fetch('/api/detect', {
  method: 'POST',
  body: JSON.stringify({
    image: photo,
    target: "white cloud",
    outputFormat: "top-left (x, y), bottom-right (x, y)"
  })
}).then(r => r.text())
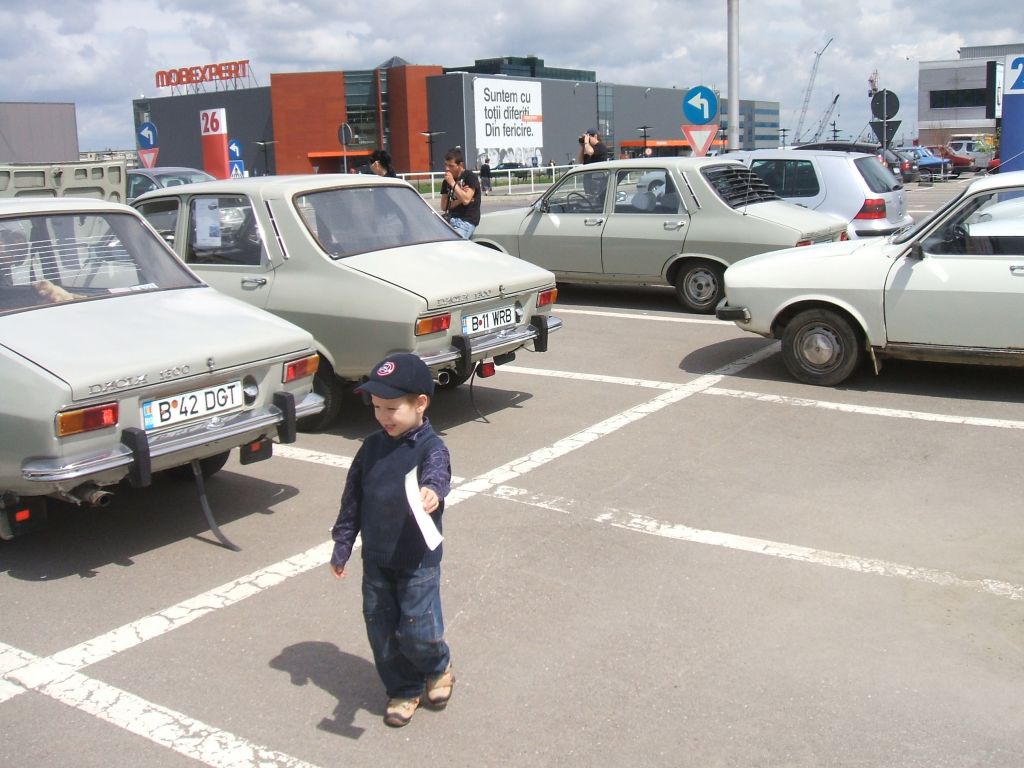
top-left (0, 0), bottom-right (1015, 150)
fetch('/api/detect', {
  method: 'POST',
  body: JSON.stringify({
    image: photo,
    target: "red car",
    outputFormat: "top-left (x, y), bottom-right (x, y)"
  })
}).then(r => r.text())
top-left (927, 145), bottom-right (972, 170)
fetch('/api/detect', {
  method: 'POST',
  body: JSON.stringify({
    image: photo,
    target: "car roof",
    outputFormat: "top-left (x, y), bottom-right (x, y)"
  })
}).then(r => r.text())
top-left (572, 157), bottom-right (743, 171)
top-left (129, 166), bottom-right (212, 177)
top-left (730, 149), bottom-right (876, 161)
top-left (0, 197), bottom-right (135, 215)
top-left (133, 173), bottom-right (413, 203)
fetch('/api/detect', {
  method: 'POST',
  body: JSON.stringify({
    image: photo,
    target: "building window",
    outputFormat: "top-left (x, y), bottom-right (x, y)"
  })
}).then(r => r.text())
top-left (930, 88), bottom-right (986, 110)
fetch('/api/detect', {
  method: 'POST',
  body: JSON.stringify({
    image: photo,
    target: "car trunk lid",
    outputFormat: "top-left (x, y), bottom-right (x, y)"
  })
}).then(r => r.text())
top-left (0, 287), bottom-right (310, 401)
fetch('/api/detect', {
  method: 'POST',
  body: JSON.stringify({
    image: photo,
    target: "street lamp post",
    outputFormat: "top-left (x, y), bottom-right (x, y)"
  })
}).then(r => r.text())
top-left (636, 125), bottom-right (652, 157)
top-left (419, 130), bottom-right (445, 172)
top-left (254, 140), bottom-right (277, 175)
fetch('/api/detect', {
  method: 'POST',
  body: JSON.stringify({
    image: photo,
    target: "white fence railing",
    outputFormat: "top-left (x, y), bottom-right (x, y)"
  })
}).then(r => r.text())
top-left (399, 164), bottom-right (572, 198)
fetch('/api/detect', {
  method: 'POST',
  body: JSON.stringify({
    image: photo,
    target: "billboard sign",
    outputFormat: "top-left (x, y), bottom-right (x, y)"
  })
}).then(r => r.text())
top-left (474, 78), bottom-right (544, 168)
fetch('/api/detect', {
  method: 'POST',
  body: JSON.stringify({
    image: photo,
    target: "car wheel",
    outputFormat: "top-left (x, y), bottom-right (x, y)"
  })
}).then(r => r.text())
top-left (674, 260), bottom-right (724, 314)
top-left (781, 308), bottom-right (862, 386)
top-left (166, 451), bottom-right (230, 481)
top-left (298, 360), bottom-right (343, 432)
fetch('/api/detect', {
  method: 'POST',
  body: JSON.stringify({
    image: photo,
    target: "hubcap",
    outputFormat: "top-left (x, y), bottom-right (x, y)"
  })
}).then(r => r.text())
top-left (800, 326), bottom-right (841, 368)
top-left (685, 269), bottom-right (718, 305)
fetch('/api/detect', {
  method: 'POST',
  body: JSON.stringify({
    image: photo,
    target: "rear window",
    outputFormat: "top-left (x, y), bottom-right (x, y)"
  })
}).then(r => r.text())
top-left (295, 185), bottom-right (459, 258)
top-left (702, 164), bottom-right (779, 208)
top-left (854, 156), bottom-right (899, 194)
top-left (0, 211), bottom-right (200, 315)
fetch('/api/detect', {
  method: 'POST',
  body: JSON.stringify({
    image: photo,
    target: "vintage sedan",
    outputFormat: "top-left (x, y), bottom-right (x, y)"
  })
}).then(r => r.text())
top-left (716, 171), bottom-right (1024, 386)
top-left (134, 175), bottom-right (561, 429)
top-left (471, 158), bottom-right (848, 313)
top-left (0, 197), bottom-right (322, 538)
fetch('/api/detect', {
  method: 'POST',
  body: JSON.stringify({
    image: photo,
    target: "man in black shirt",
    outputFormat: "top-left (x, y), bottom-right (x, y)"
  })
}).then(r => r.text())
top-left (440, 148), bottom-right (481, 239)
top-left (579, 129), bottom-right (608, 164)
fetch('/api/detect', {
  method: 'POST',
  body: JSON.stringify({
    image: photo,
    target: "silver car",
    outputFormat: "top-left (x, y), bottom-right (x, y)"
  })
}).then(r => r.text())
top-left (134, 175), bottom-right (562, 429)
top-left (730, 149), bottom-right (914, 239)
top-left (471, 158), bottom-right (848, 313)
top-left (0, 198), bottom-right (322, 538)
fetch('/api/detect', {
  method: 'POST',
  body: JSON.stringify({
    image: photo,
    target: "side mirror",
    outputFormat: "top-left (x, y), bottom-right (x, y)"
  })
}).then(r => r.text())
top-left (535, 199), bottom-right (550, 214)
top-left (909, 242), bottom-right (925, 260)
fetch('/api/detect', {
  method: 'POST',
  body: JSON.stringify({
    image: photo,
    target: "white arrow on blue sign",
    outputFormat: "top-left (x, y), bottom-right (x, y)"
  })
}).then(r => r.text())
top-left (228, 139), bottom-right (242, 160)
top-left (683, 86), bottom-right (718, 126)
top-left (137, 122), bottom-right (158, 149)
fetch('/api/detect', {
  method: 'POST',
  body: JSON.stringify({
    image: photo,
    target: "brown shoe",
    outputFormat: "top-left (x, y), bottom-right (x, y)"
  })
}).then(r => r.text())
top-left (425, 663), bottom-right (455, 709)
top-left (384, 697), bottom-right (419, 727)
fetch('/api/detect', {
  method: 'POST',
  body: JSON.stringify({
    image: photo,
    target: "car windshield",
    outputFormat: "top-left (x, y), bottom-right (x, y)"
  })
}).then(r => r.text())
top-left (701, 164), bottom-right (779, 208)
top-left (0, 211), bottom-right (200, 315)
top-left (294, 185), bottom-right (459, 258)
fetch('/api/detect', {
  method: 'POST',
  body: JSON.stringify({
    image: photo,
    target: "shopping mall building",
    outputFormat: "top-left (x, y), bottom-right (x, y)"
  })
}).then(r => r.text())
top-left (131, 55), bottom-right (782, 177)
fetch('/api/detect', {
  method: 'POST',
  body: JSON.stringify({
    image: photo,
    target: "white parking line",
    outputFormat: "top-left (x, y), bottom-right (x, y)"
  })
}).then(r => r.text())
top-left (488, 486), bottom-right (1024, 602)
top-left (1, 641), bottom-right (316, 768)
top-left (558, 307), bottom-right (732, 325)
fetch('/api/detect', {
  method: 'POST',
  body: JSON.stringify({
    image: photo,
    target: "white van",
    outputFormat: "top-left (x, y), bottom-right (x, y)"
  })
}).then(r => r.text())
top-left (947, 135), bottom-right (994, 171)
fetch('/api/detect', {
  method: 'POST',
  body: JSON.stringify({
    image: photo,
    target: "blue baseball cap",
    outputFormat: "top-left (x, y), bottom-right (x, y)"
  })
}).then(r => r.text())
top-left (356, 353), bottom-right (434, 399)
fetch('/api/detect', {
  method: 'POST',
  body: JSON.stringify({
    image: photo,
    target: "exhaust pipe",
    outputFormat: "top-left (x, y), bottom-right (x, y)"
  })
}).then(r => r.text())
top-left (77, 485), bottom-right (115, 508)
top-left (435, 370), bottom-right (452, 386)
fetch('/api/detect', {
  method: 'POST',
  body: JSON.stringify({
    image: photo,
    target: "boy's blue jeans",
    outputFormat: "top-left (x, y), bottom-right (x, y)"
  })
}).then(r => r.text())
top-left (362, 562), bottom-right (451, 699)
top-left (448, 217), bottom-right (476, 239)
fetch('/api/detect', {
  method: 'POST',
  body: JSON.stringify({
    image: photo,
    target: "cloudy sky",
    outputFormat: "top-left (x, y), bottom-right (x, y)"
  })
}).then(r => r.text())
top-left (2, 0), bottom-right (1017, 152)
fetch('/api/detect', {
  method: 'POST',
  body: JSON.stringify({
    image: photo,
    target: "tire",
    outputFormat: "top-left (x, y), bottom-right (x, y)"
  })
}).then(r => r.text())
top-left (298, 361), bottom-right (343, 432)
top-left (166, 451), bottom-right (230, 481)
top-left (674, 260), bottom-right (724, 314)
top-left (781, 308), bottom-right (862, 386)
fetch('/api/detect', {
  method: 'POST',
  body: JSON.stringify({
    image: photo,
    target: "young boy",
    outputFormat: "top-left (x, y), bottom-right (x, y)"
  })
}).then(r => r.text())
top-left (329, 353), bottom-right (454, 727)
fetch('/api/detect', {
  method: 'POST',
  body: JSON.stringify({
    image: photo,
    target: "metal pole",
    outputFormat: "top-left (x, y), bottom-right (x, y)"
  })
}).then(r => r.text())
top-left (727, 0), bottom-right (740, 151)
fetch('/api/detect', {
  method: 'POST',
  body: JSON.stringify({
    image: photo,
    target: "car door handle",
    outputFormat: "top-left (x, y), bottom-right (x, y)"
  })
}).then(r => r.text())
top-left (241, 277), bottom-right (268, 287)
top-left (583, 217), bottom-right (605, 226)
top-left (663, 220), bottom-right (687, 231)
top-left (1010, 265), bottom-right (1024, 274)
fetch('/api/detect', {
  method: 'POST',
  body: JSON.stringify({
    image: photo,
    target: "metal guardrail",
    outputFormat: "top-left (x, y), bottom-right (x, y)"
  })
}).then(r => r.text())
top-left (400, 165), bottom-right (571, 198)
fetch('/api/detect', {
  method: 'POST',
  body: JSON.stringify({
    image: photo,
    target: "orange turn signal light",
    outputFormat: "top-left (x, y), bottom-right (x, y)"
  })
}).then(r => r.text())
top-left (537, 288), bottom-right (558, 307)
top-left (416, 314), bottom-right (452, 336)
top-left (56, 403), bottom-right (118, 437)
top-left (283, 353), bottom-right (320, 383)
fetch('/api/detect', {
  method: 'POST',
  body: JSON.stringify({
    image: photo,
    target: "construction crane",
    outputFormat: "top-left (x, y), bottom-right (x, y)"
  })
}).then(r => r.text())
top-left (808, 94), bottom-right (840, 142)
top-left (793, 37), bottom-right (833, 144)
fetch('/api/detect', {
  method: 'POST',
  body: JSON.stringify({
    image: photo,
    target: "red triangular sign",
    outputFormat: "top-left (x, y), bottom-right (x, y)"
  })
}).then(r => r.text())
top-left (681, 125), bottom-right (717, 157)
top-left (138, 148), bottom-right (159, 168)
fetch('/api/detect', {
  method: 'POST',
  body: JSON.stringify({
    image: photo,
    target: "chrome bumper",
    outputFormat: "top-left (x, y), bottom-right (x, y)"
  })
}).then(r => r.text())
top-left (21, 390), bottom-right (324, 486)
top-left (419, 314), bottom-right (563, 372)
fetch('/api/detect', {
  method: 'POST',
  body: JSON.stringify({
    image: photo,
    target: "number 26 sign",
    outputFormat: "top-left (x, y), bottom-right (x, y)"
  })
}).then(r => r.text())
top-left (200, 108), bottom-right (227, 135)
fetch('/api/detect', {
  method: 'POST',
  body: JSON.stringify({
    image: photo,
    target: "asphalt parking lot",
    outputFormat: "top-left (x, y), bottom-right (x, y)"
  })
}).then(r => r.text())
top-left (3, 174), bottom-right (1023, 767)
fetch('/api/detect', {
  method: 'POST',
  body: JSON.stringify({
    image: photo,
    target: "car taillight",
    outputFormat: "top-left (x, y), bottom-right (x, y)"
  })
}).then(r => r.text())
top-left (537, 288), bottom-right (558, 307)
top-left (796, 239), bottom-right (812, 247)
top-left (416, 313), bottom-right (452, 336)
top-left (283, 353), bottom-right (320, 383)
top-left (854, 199), bottom-right (887, 220)
top-left (56, 403), bottom-right (118, 437)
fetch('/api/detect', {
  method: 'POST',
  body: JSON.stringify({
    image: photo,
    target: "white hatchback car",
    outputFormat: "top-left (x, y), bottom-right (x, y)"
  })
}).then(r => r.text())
top-left (729, 149), bottom-right (913, 239)
top-left (716, 171), bottom-right (1024, 386)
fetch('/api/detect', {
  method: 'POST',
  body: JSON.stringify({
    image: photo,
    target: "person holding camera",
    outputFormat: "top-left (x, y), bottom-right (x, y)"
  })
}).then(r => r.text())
top-left (440, 147), bottom-right (481, 239)
top-left (578, 129), bottom-right (608, 165)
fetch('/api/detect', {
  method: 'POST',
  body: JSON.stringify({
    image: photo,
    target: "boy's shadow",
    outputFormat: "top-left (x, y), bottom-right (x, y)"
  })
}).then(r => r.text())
top-left (270, 641), bottom-right (382, 738)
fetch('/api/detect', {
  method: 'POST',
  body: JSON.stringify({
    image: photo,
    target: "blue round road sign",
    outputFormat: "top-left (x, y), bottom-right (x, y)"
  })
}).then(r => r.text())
top-left (683, 86), bottom-right (718, 126)
top-left (137, 122), bottom-right (158, 149)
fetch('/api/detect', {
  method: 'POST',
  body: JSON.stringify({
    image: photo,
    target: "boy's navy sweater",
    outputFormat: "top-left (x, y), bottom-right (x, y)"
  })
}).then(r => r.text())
top-left (331, 420), bottom-right (450, 570)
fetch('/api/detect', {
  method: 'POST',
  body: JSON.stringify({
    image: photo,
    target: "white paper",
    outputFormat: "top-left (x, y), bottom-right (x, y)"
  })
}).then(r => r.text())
top-left (404, 468), bottom-right (443, 550)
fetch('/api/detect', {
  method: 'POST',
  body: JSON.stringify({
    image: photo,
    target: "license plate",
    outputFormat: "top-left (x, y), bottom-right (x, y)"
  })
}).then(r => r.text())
top-left (141, 380), bottom-right (244, 431)
top-left (462, 304), bottom-right (516, 335)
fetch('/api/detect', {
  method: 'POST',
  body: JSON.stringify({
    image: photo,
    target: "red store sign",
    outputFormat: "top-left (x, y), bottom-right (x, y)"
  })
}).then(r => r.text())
top-left (155, 60), bottom-right (250, 88)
